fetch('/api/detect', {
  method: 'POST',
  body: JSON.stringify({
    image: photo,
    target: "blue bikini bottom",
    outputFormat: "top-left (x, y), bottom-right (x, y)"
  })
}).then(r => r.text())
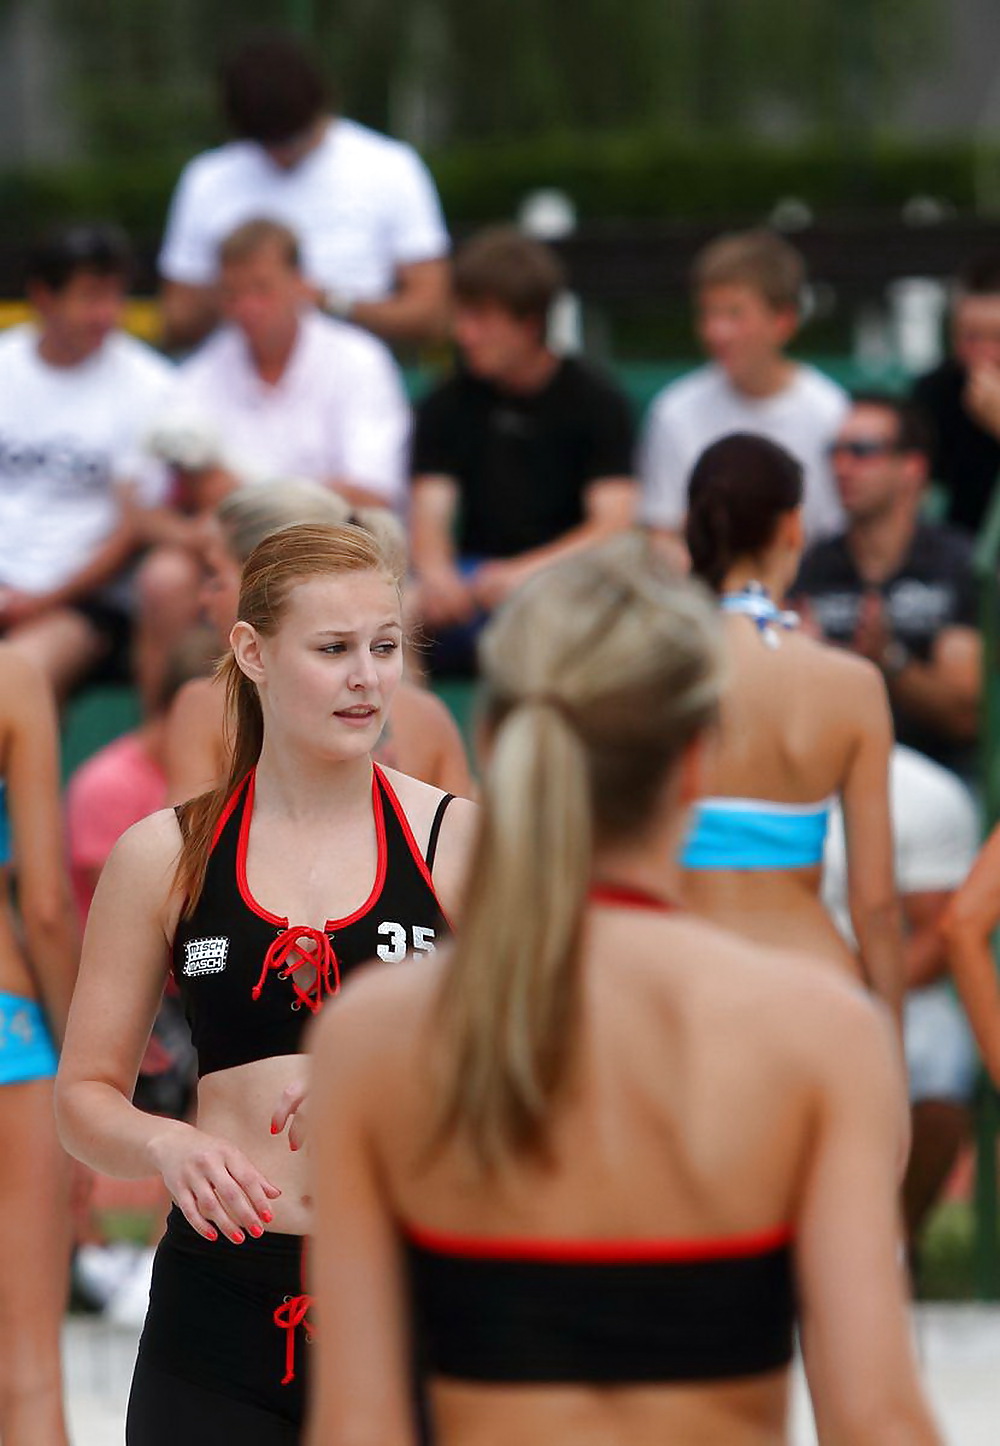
top-left (0, 993), bottom-right (57, 1085)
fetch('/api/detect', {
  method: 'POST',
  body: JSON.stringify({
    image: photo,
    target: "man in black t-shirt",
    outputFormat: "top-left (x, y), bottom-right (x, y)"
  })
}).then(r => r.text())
top-left (410, 227), bottom-right (636, 674)
top-left (912, 251), bottom-right (1000, 536)
top-left (794, 393), bottom-right (980, 776)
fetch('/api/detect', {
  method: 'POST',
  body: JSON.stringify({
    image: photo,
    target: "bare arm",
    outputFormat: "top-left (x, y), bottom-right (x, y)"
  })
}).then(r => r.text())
top-left (901, 890), bottom-right (954, 990)
top-left (163, 676), bottom-right (227, 805)
top-left (159, 281), bottom-right (218, 352)
top-left (886, 626), bottom-right (980, 743)
top-left (840, 666), bottom-right (905, 1023)
top-left (942, 824), bottom-right (1000, 1084)
top-left (797, 991), bottom-right (942, 1443)
top-left (409, 474), bottom-right (477, 627)
top-left (306, 990), bottom-right (420, 1446)
top-left (472, 478), bottom-right (638, 609)
top-left (346, 259), bottom-right (451, 347)
top-left (2, 650), bottom-right (79, 1038)
top-left (55, 812), bottom-right (280, 1239)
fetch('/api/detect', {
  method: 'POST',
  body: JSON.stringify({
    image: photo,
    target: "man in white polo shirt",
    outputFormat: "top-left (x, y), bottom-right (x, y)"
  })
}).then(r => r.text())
top-left (137, 216), bottom-right (411, 705)
top-left (0, 225), bottom-right (172, 698)
top-left (158, 31), bottom-right (450, 350)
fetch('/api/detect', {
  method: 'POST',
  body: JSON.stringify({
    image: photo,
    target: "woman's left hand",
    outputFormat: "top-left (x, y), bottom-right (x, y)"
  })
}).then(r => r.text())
top-left (270, 1081), bottom-right (308, 1151)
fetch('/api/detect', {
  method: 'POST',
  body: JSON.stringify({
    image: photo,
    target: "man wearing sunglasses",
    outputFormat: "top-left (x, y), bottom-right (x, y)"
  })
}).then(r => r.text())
top-left (794, 393), bottom-right (980, 780)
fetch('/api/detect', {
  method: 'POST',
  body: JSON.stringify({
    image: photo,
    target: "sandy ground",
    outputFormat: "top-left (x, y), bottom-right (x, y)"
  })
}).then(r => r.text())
top-left (66, 1304), bottom-right (999, 1444)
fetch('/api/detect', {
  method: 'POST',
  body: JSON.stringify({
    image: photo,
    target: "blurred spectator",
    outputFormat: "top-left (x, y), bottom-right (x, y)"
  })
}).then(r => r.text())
top-left (158, 31), bottom-right (450, 349)
top-left (640, 229), bottom-right (847, 551)
top-left (912, 251), bottom-right (1000, 537)
top-left (410, 226), bottom-right (636, 676)
top-left (0, 225), bottom-right (173, 700)
top-left (65, 632), bottom-right (215, 920)
top-left (136, 217), bottom-right (410, 710)
top-left (794, 393), bottom-right (980, 778)
top-left (823, 744), bottom-right (979, 1269)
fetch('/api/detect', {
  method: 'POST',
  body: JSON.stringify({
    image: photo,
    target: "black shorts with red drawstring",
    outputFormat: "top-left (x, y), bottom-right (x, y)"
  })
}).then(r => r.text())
top-left (126, 1207), bottom-right (312, 1445)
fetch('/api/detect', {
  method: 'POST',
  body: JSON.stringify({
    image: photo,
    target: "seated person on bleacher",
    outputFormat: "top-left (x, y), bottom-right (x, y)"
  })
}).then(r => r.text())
top-left (0, 225), bottom-right (173, 700)
top-left (135, 214), bottom-right (410, 712)
top-left (794, 393), bottom-right (981, 781)
top-left (409, 226), bottom-right (637, 676)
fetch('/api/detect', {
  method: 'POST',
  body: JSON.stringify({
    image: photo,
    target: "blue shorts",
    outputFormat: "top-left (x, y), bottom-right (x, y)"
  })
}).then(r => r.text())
top-left (0, 992), bottom-right (57, 1085)
top-left (904, 983), bottom-right (977, 1106)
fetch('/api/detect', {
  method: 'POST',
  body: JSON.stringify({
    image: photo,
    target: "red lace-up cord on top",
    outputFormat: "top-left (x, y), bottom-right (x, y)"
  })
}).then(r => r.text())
top-left (252, 926), bottom-right (340, 1014)
top-left (274, 1290), bottom-right (315, 1385)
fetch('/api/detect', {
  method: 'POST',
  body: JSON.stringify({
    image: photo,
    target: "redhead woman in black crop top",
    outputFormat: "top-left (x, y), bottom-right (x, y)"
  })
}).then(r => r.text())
top-left (55, 524), bottom-right (476, 1446)
top-left (306, 534), bottom-right (940, 1446)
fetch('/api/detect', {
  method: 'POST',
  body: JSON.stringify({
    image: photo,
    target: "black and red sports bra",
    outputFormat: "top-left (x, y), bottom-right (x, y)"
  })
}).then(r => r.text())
top-left (172, 765), bottom-right (452, 1078)
top-left (403, 880), bottom-right (796, 1386)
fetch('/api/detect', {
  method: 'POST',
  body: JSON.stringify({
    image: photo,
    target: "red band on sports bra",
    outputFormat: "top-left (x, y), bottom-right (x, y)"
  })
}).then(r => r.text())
top-left (252, 926), bottom-right (340, 1014)
top-left (589, 881), bottom-right (678, 913)
top-left (403, 1220), bottom-right (793, 1265)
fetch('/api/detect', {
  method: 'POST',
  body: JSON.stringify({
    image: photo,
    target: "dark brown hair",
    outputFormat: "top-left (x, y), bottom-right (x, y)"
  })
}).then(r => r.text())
top-left (220, 33), bottom-right (328, 145)
top-left (218, 218), bottom-right (300, 271)
top-left (453, 226), bottom-right (566, 324)
top-left (685, 433), bottom-right (804, 593)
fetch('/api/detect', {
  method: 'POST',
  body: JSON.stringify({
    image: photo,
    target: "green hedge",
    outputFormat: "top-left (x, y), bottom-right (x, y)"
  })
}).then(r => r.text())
top-left (0, 136), bottom-right (997, 248)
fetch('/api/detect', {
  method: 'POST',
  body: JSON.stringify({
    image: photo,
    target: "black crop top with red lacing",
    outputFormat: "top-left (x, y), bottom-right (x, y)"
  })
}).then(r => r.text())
top-left (172, 765), bottom-right (452, 1079)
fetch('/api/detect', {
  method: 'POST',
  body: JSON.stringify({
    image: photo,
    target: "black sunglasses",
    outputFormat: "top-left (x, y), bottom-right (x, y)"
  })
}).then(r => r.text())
top-left (827, 438), bottom-right (900, 461)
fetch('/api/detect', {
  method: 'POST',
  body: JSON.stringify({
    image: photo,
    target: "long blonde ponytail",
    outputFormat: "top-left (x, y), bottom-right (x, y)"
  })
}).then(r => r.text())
top-left (434, 533), bottom-right (723, 1172)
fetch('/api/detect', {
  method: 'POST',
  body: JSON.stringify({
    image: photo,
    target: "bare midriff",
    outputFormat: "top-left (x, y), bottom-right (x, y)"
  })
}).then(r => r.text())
top-left (0, 873), bottom-right (40, 999)
top-left (196, 1053), bottom-right (313, 1235)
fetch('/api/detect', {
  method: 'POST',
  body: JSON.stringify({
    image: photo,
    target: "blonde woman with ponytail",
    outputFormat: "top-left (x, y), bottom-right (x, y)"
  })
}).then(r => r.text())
top-left (164, 480), bottom-right (473, 801)
top-left (55, 524), bottom-right (476, 1445)
top-left (307, 533), bottom-right (940, 1446)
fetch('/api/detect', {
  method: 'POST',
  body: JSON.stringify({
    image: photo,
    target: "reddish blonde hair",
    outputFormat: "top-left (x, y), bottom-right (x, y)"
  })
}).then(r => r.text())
top-left (174, 523), bottom-right (399, 913)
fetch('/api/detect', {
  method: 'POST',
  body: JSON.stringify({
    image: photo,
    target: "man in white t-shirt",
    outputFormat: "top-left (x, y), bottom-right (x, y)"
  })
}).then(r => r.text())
top-left (640, 229), bottom-right (847, 550)
top-left (0, 225), bottom-right (173, 697)
top-left (158, 32), bottom-right (450, 350)
top-left (823, 745), bottom-right (980, 1264)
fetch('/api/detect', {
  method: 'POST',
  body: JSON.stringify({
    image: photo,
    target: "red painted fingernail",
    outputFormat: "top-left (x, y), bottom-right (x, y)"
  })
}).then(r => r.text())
top-left (249, 1223), bottom-right (264, 1238)
top-left (205, 1228), bottom-right (218, 1242)
top-left (260, 1210), bottom-right (273, 1224)
top-left (230, 1231), bottom-right (245, 1245)
top-left (270, 1123), bottom-right (279, 1135)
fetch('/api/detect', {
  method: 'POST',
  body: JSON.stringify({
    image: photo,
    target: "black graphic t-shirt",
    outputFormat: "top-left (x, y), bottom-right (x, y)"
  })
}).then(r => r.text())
top-left (794, 522), bottom-right (978, 770)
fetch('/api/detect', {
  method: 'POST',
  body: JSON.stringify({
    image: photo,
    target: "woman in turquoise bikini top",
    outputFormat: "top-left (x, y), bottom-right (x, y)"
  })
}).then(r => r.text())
top-left (681, 434), bottom-right (903, 1023)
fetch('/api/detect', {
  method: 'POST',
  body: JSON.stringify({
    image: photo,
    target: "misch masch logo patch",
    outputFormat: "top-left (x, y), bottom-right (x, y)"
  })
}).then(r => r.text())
top-left (183, 936), bottom-right (230, 977)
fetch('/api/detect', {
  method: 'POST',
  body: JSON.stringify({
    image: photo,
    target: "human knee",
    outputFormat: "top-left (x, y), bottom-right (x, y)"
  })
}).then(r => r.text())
top-left (136, 546), bottom-right (202, 619)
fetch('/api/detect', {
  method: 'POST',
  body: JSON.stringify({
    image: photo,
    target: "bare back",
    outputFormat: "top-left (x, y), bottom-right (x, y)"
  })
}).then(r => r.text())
top-left (309, 903), bottom-right (910, 1446)
top-left (683, 618), bottom-right (893, 978)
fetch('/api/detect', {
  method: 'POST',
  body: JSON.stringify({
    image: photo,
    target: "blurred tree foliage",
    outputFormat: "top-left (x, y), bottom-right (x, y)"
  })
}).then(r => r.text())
top-left (50, 0), bottom-right (942, 157)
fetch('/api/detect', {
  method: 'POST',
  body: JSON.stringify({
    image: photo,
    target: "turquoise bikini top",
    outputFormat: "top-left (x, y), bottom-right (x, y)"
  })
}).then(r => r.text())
top-left (682, 796), bottom-right (832, 871)
top-left (0, 782), bottom-right (10, 867)
top-left (684, 584), bottom-right (830, 869)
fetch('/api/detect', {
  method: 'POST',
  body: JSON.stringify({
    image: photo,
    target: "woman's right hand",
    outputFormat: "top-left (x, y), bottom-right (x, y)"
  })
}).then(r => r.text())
top-left (148, 1120), bottom-right (282, 1243)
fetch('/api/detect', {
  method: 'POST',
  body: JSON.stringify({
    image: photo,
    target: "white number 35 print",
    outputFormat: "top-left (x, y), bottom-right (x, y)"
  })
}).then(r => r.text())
top-left (376, 922), bottom-right (437, 962)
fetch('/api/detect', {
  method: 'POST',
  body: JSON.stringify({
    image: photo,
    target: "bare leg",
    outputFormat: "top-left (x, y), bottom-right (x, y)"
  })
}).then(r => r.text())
top-left (6, 610), bottom-right (103, 704)
top-left (0, 1078), bottom-right (71, 1446)
top-left (133, 546), bottom-right (203, 716)
top-left (903, 1099), bottom-right (971, 1251)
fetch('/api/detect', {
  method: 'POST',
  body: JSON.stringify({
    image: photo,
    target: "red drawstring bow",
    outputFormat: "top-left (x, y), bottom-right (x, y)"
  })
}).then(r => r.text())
top-left (274, 1292), bottom-right (315, 1385)
top-left (252, 926), bottom-right (340, 1014)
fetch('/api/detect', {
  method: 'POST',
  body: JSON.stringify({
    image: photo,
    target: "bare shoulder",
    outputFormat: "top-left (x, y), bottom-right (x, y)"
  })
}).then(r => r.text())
top-left (675, 911), bottom-right (893, 1069)
top-left (101, 807), bottom-right (184, 895)
top-left (379, 764), bottom-right (477, 840)
top-left (786, 633), bottom-right (890, 722)
top-left (309, 946), bottom-right (447, 1071)
top-left (168, 674), bottom-right (223, 729)
top-left (394, 681), bottom-right (456, 729)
